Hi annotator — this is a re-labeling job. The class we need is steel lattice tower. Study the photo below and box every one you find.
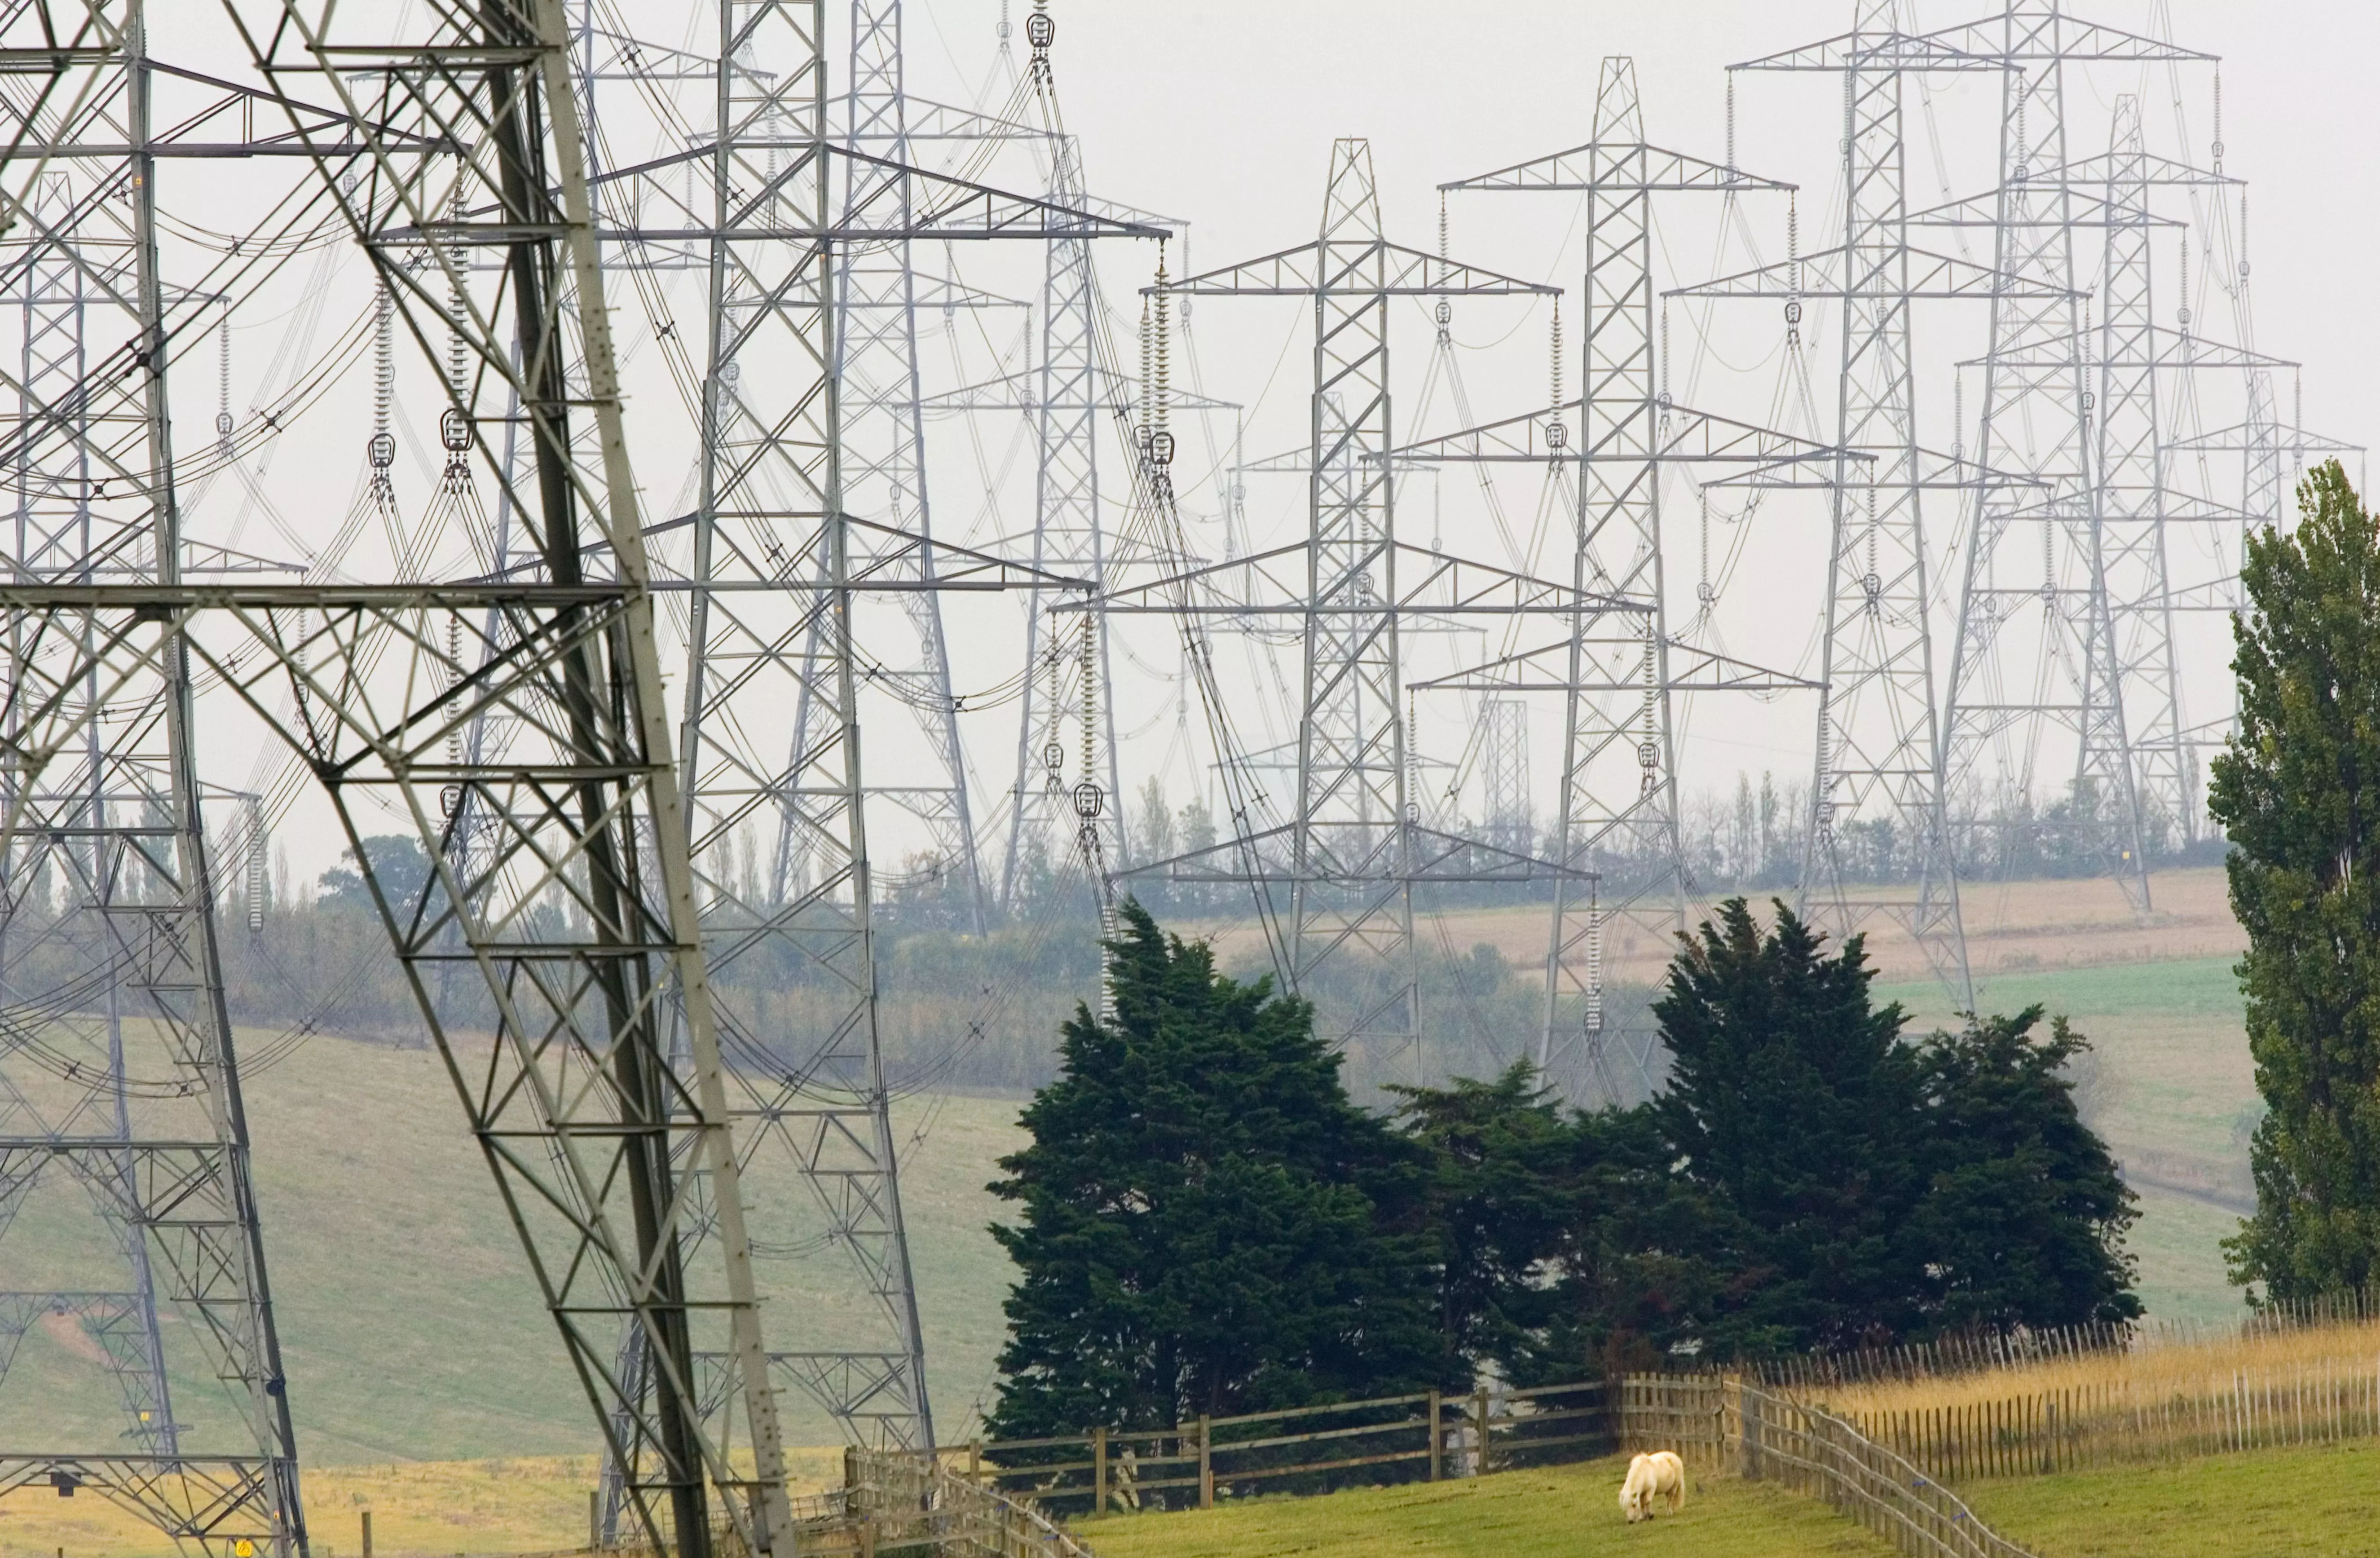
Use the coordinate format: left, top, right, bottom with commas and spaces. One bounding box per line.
1146, 140, 1562, 1058
2094, 95, 2192, 853
1437, 57, 1825, 1077
574, 0, 1158, 1460
1000, 3, 1130, 916
0, 12, 303, 1549
1934, 5, 2208, 918
1684, 3, 2037, 1005
821, 0, 988, 933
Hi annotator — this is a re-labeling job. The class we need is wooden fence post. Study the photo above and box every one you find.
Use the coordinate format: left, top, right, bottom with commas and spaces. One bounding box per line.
587, 1491, 599, 1552
1093, 1424, 1108, 1515
361, 1512, 373, 1558
1199, 1414, 1214, 1509
1741, 1385, 1763, 1481
1427, 1390, 1442, 1481
970, 1438, 983, 1487
1473, 1387, 1490, 1477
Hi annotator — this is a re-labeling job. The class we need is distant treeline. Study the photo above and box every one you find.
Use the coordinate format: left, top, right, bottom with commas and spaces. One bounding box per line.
193, 832, 1653, 1102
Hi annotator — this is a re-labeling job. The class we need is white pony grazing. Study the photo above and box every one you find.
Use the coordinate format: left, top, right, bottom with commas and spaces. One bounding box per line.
1619, 1450, 1687, 1523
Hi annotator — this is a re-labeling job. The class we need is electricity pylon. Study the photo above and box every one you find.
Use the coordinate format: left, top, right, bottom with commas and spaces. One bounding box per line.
1679, 2, 2036, 1006
575, 0, 1160, 1460
0, 12, 303, 1551
1435, 56, 1827, 1084
1931, 4, 2209, 918
1111, 138, 1600, 1064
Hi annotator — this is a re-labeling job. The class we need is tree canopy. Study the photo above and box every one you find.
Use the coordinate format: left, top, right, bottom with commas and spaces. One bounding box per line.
2212, 460, 2380, 1299
989, 898, 2140, 1433
984, 901, 1438, 1439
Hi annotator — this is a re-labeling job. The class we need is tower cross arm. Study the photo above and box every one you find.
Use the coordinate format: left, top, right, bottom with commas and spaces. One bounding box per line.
1910, 186, 2187, 230
1913, 10, 2215, 63
1389, 398, 1867, 469
1957, 326, 2297, 373
2167, 422, 2364, 458
587, 143, 1170, 241
2033, 150, 2240, 188
1667, 243, 2078, 301
1442, 141, 1794, 195
1151, 238, 1556, 298
1728, 31, 2002, 73
1701, 443, 2045, 491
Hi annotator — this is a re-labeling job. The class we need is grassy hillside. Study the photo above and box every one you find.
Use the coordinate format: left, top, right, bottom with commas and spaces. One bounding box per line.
0, 1452, 861, 1558
1086, 1458, 1892, 1558
2, 916, 2258, 1472
1878, 954, 2254, 1325
0, 1025, 1032, 1465
1962, 1439, 2380, 1557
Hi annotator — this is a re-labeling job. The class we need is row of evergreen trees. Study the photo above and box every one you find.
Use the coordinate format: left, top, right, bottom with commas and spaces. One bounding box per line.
985, 898, 2138, 1438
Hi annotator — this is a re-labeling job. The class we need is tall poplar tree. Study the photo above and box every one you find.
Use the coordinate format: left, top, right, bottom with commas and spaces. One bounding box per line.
2212, 461, 2380, 1299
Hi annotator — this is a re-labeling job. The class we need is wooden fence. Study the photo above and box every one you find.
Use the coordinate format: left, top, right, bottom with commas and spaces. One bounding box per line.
959, 1381, 1613, 1514
1732, 1387, 2034, 1558
1755, 1290, 2380, 1393
1843, 1357, 2380, 1480
837, 1448, 1095, 1558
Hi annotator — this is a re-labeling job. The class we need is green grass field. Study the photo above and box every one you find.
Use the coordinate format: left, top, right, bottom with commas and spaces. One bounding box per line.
1085, 1458, 1891, 1558
0, 1025, 1033, 1463
1962, 1439, 2380, 1557
2, 941, 2259, 1471
1878, 953, 2256, 1326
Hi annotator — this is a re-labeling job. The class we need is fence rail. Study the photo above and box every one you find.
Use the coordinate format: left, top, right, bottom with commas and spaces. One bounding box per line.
1731, 1388, 2035, 1558
843, 1448, 1095, 1558
959, 1381, 1614, 1513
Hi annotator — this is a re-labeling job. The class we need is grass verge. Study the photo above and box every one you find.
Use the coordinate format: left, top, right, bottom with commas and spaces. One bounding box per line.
0, 1451, 851, 1558
1082, 1456, 1892, 1558
1961, 1438, 2380, 1557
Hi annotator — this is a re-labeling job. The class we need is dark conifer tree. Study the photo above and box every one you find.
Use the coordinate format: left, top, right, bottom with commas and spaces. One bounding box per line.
986, 903, 1437, 1438
1651, 899, 1927, 1352
1909, 1009, 2140, 1329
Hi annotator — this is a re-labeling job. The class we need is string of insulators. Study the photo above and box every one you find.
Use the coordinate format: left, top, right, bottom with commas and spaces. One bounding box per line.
1639, 625, 1658, 796
1697, 488, 1713, 607
1153, 247, 1171, 440
1785, 193, 1803, 344
1406, 687, 1420, 825
1550, 295, 1562, 407
1148, 250, 1175, 473
447, 616, 465, 770
216, 308, 234, 456
1079, 610, 1097, 787
1726, 74, 1737, 176
244, 795, 266, 935
1583, 882, 1604, 1036
1864, 484, 1880, 600
369, 281, 395, 477
1137, 293, 1152, 448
